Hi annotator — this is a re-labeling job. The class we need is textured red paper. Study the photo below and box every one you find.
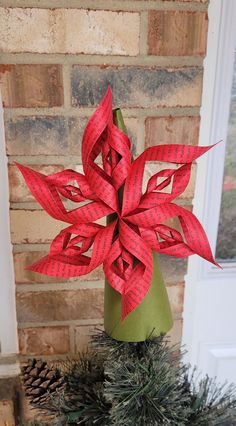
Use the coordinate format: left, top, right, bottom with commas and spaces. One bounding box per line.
16, 87, 219, 320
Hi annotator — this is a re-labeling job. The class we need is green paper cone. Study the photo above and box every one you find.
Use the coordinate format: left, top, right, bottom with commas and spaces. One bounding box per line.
104, 109, 173, 342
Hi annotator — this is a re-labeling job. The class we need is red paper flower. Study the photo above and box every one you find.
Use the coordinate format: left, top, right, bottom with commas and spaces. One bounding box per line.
16, 87, 219, 319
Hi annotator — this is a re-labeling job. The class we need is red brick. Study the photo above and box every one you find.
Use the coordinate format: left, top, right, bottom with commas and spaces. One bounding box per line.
143, 161, 196, 200
10, 210, 65, 244
148, 11, 208, 56
70, 117, 139, 157
145, 116, 200, 147
0, 400, 15, 426
166, 283, 184, 315
0, 64, 63, 107
5, 116, 72, 156
9, 164, 64, 203
159, 255, 187, 284
0, 8, 139, 56
14, 251, 104, 284
72, 66, 202, 108
5, 115, 138, 158
18, 326, 70, 355
16, 289, 104, 323
74, 323, 103, 353
174, 0, 208, 2
167, 319, 183, 345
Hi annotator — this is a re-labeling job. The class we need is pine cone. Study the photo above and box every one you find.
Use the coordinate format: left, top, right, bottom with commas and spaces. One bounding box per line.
21, 359, 64, 404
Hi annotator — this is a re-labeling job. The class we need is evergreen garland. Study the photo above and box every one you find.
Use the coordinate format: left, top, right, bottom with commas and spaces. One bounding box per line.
188, 374, 236, 425
20, 332, 236, 425
103, 336, 190, 425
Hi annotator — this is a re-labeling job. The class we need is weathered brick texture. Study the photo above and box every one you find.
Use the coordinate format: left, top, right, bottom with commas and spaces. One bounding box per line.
14, 251, 186, 286
16, 289, 104, 323
0, 8, 140, 56
9, 164, 65, 202
74, 324, 103, 353
13, 250, 185, 287
18, 326, 70, 355
0, 64, 63, 108
71, 66, 202, 108
144, 162, 196, 200
148, 11, 208, 56
176, 0, 208, 3
166, 283, 184, 315
160, 255, 187, 284
0, 400, 15, 426
14, 251, 104, 284
0, 0, 209, 359
145, 116, 200, 147
10, 210, 65, 244
5, 117, 71, 155
5, 116, 139, 158
167, 319, 183, 345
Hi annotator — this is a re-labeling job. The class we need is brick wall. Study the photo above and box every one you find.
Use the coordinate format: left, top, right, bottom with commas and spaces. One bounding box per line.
0, 0, 209, 361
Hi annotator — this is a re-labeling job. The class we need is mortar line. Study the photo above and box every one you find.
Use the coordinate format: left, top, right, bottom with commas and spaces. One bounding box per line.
18, 353, 89, 362
10, 197, 192, 211
139, 11, 149, 56
69, 324, 75, 355
4, 107, 201, 118
0, 1, 208, 12
0, 52, 204, 66
19, 354, 70, 362
18, 318, 104, 328
0, 354, 19, 365
62, 63, 72, 109
13, 243, 50, 252
16, 280, 105, 292
11, 202, 47, 209
17, 314, 180, 331
137, 115, 146, 155
8, 155, 82, 164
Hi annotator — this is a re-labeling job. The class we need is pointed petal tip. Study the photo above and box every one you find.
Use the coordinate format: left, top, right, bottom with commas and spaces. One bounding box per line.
14, 161, 23, 170
215, 260, 223, 269
106, 84, 112, 94
214, 139, 223, 147
25, 264, 35, 272
14, 161, 31, 175
209, 257, 222, 269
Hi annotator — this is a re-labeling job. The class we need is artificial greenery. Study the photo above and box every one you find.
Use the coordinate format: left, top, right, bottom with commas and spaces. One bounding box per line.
187, 373, 236, 425
103, 337, 190, 425
20, 332, 236, 425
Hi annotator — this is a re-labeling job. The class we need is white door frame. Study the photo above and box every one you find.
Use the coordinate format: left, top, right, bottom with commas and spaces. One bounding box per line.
182, 0, 236, 371
0, 92, 19, 376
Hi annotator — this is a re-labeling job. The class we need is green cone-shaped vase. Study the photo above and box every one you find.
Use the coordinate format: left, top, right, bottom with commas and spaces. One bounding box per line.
104, 109, 173, 342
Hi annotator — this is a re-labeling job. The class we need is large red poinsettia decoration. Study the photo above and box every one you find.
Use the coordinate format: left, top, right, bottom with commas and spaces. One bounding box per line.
16, 87, 219, 320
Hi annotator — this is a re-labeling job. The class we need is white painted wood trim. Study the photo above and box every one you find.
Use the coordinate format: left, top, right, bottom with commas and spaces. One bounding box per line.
182, 0, 236, 364
0, 92, 20, 376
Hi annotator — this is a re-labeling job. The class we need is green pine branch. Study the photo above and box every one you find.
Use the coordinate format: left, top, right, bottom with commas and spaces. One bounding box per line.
20, 332, 236, 426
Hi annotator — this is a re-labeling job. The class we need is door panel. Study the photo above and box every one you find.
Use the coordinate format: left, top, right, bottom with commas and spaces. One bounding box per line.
182, 0, 236, 385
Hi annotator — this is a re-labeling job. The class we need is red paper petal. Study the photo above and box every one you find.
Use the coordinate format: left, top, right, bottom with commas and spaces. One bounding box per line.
122, 144, 214, 216
15, 87, 220, 320
125, 202, 219, 267
27, 220, 117, 277
16, 163, 113, 224
82, 86, 131, 212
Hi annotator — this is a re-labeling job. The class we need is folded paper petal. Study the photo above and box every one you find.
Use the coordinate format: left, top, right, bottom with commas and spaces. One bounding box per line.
27, 220, 117, 277
82, 86, 131, 212
122, 144, 214, 216
16, 88, 220, 320
139, 163, 192, 208
16, 163, 113, 224
125, 203, 219, 267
